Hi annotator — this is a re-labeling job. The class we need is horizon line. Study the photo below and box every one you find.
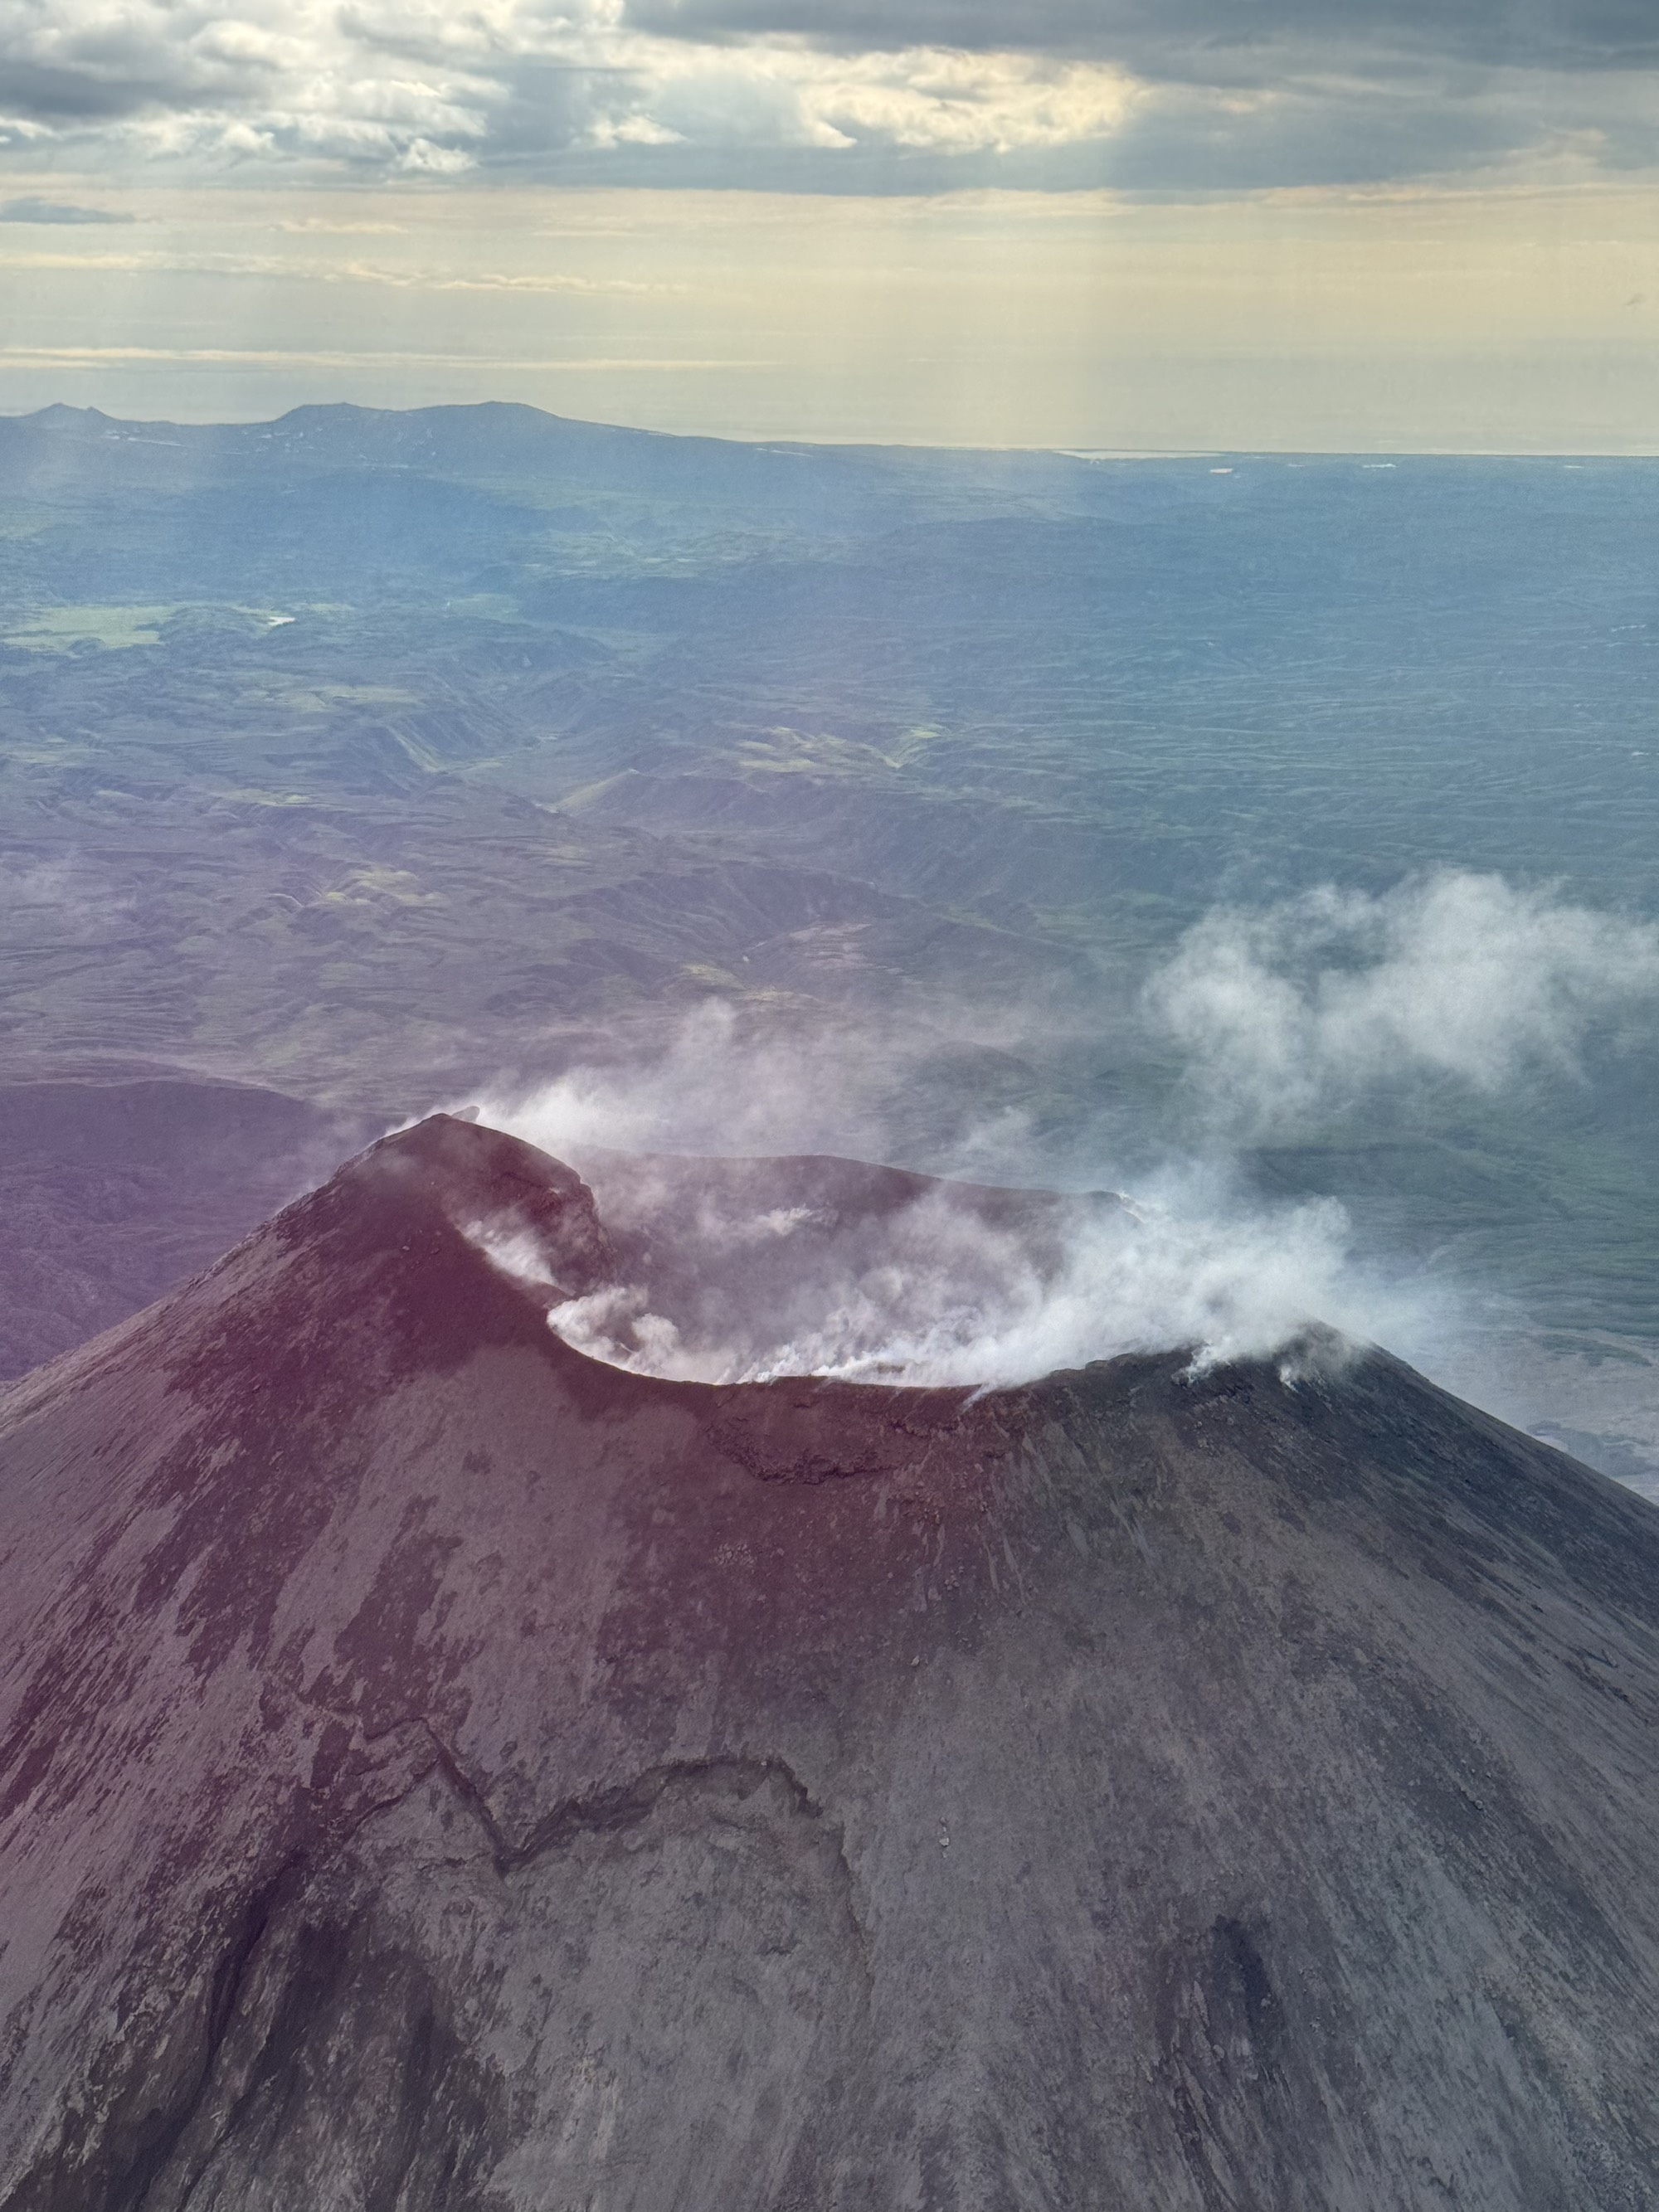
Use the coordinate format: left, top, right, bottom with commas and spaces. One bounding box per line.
3, 396, 1657, 462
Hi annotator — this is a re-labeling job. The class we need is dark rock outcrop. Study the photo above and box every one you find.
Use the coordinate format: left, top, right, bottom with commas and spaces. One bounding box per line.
0, 1117, 1655, 2210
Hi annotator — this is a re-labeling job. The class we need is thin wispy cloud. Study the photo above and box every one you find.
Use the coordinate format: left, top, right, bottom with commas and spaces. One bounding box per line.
0, 192, 134, 221
275, 215, 405, 233
1, 344, 768, 369
0, 246, 672, 291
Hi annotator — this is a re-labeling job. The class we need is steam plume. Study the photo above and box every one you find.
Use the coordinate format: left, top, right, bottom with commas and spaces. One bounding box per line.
460, 871, 1656, 1396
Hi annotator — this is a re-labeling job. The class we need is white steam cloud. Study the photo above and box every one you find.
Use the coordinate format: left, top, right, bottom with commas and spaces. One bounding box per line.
533, 1175, 1423, 1390
465, 1017, 1421, 1392
460, 872, 1656, 1394
1146, 870, 1659, 1135
478, 998, 900, 1163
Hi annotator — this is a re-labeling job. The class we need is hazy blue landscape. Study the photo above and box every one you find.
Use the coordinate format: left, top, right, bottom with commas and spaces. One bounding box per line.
3, 401, 1657, 1489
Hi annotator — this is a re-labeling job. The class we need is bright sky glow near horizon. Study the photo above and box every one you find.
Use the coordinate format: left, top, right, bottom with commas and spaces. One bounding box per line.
2, 1, 1658, 447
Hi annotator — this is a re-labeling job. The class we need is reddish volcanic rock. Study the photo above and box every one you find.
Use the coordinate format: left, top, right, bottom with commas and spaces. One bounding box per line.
0, 1117, 1655, 2210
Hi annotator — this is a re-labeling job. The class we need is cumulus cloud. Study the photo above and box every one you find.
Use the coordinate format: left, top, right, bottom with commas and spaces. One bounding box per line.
1146, 870, 1659, 1135
0, 0, 1140, 173
1, 0, 1655, 187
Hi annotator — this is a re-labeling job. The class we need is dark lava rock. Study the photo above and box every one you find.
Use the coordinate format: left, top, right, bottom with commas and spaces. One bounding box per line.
0, 1118, 1656, 2210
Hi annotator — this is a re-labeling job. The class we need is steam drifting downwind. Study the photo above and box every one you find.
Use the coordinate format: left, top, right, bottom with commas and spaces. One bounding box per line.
533, 1175, 1411, 1388
463, 872, 1659, 1391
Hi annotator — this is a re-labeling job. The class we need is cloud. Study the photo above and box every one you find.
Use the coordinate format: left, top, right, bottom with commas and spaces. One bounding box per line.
455, 995, 1439, 1386
1, 343, 764, 369
275, 215, 404, 232
525, 1172, 1401, 1387
441, 872, 1659, 1391
0, 191, 134, 219
0, 245, 667, 291
622, 1, 1659, 76
471, 997, 923, 1162
0, 853, 129, 936
1, 0, 1655, 189
0, 2, 1146, 175
1146, 871, 1659, 1136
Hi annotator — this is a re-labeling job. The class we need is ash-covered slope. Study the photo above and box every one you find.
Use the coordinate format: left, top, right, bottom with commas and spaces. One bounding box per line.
0, 1119, 1656, 2212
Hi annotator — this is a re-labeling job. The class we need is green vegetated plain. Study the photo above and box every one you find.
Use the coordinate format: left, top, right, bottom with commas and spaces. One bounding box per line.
2, 403, 1657, 1472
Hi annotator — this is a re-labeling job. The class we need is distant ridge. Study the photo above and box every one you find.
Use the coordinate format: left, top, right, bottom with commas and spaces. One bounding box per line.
8, 398, 1635, 462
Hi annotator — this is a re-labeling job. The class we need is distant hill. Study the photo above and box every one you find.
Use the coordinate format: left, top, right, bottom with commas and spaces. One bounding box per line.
1, 1116, 1654, 2208
0, 397, 1095, 525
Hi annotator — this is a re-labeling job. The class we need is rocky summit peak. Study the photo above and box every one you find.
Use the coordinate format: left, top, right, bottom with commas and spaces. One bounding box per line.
1, 1114, 629, 1433
324, 1112, 615, 1297
267, 1111, 616, 1320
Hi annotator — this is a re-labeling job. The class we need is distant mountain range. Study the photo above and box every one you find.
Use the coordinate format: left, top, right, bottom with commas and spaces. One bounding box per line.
1, 1116, 1655, 2208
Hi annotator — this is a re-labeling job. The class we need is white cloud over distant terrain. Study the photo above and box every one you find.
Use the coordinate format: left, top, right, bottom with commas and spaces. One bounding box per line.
2, 0, 1659, 189
1149, 872, 1659, 1135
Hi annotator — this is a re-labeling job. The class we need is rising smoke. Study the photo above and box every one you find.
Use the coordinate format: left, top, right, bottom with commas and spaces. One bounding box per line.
530, 1174, 1415, 1388
465, 872, 1659, 1391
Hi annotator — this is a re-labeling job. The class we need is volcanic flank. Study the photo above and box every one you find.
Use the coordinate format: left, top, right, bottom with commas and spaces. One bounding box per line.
0, 1117, 1656, 2210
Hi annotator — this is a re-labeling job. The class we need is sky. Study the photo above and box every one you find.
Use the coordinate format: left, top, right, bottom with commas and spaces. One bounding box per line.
1, 0, 1657, 446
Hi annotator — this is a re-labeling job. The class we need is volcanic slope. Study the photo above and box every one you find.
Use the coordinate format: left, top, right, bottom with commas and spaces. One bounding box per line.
0, 1118, 1656, 2211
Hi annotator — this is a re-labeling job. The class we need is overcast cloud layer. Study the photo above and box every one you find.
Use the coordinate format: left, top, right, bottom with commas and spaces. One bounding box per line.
2, 0, 1659, 190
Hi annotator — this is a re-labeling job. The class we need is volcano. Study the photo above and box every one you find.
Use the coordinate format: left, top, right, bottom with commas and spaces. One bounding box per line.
0, 1116, 1655, 2210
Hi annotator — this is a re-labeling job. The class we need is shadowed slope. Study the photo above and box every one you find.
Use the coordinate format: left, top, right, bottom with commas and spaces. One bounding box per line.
0, 1077, 385, 1381
0, 1118, 1656, 2210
